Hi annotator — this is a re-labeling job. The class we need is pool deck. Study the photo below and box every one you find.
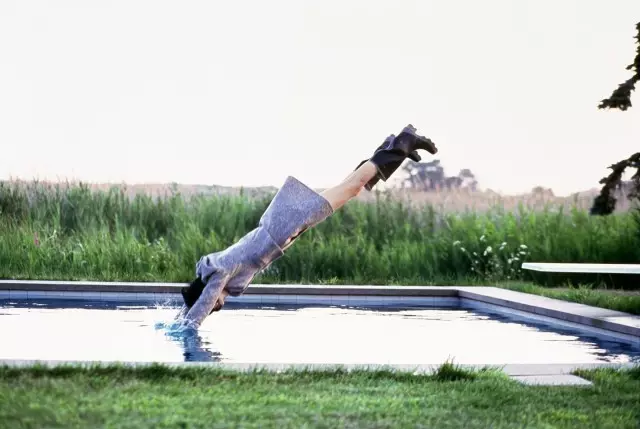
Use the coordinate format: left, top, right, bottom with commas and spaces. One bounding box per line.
1, 280, 639, 386
2, 280, 638, 340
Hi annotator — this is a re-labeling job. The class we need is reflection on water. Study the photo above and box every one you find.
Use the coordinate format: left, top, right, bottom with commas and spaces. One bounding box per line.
154, 320, 222, 362
0, 299, 639, 365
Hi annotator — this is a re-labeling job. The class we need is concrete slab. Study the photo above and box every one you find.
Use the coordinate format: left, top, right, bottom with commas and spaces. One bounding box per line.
511, 374, 593, 386
496, 363, 635, 376
0, 280, 460, 296
603, 316, 640, 330
462, 299, 640, 345
456, 287, 640, 339
0, 280, 184, 293
245, 284, 458, 297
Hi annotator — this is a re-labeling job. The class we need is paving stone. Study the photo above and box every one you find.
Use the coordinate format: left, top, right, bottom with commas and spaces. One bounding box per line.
511, 374, 593, 386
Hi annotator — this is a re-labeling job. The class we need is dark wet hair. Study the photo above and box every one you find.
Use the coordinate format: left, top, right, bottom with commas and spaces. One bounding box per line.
181, 277, 206, 308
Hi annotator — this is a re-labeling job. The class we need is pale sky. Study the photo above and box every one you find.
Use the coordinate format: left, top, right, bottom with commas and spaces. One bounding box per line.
0, 0, 638, 196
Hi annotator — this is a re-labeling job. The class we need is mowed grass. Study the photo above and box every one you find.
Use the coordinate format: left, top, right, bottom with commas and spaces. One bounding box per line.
0, 364, 639, 429
1, 181, 639, 288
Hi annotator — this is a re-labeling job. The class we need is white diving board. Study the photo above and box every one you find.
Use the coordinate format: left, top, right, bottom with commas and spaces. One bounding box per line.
522, 263, 640, 274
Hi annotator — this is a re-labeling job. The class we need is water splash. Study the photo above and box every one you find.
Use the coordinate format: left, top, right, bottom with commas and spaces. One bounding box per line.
152, 306, 222, 362
152, 297, 181, 311
154, 319, 197, 336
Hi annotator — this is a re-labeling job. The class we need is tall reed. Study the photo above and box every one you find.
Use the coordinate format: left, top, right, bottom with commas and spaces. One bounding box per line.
1, 181, 638, 286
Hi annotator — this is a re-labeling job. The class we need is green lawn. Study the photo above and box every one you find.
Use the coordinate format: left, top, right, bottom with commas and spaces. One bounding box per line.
1, 364, 639, 429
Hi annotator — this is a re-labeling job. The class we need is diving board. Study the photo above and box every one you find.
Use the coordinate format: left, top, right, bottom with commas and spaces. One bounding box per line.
522, 263, 640, 274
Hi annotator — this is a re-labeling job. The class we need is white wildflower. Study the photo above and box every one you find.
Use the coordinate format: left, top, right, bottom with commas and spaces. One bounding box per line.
520, 244, 528, 249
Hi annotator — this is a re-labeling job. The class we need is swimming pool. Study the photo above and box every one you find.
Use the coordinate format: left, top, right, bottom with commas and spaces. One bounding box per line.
1, 298, 639, 365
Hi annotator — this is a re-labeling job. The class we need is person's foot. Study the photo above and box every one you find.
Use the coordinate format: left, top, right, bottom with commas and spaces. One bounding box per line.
396, 124, 438, 156
353, 134, 396, 181
356, 124, 438, 190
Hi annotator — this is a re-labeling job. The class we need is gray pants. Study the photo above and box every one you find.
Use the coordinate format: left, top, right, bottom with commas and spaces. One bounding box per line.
181, 176, 334, 327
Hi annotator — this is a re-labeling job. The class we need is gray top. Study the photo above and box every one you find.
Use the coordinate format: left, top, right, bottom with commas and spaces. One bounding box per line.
182, 176, 334, 327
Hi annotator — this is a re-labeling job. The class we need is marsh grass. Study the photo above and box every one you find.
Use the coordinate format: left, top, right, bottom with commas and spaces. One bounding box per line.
1, 181, 638, 287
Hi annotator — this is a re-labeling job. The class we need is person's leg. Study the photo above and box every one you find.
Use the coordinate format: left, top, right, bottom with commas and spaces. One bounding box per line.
320, 125, 437, 211
354, 125, 438, 190
320, 161, 378, 212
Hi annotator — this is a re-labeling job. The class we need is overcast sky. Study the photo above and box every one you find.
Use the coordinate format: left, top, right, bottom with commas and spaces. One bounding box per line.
0, 0, 638, 195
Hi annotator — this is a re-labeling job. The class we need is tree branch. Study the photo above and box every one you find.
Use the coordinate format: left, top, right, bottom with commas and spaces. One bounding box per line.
598, 22, 640, 111
591, 21, 640, 215
590, 152, 640, 215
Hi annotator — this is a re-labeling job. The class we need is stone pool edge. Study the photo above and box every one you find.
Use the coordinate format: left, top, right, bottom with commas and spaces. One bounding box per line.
0, 280, 638, 341
2, 280, 640, 386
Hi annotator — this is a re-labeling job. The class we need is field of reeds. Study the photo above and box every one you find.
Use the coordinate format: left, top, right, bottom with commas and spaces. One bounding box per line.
0, 180, 638, 287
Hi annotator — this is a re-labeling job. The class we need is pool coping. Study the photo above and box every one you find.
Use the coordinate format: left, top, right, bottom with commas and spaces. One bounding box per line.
1, 280, 639, 340
2, 281, 640, 385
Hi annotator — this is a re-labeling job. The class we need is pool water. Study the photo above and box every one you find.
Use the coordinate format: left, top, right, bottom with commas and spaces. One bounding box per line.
1, 299, 639, 364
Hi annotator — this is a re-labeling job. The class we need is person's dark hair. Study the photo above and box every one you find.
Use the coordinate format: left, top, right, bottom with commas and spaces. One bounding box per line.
181, 277, 206, 308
